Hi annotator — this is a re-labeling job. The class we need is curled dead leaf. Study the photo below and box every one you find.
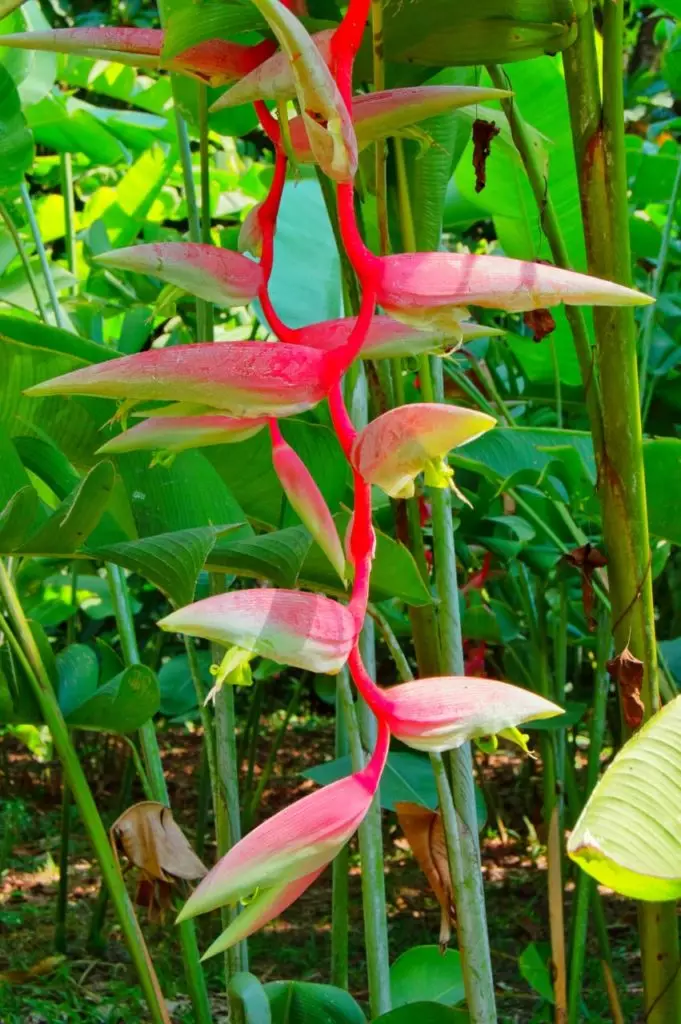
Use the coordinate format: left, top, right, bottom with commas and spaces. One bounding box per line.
111, 801, 207, 921
472, 118, 500, 193
607, 646, 645, 728
523, 307, 556, 342
564, 544, 607, 631
395, 802, 454, 952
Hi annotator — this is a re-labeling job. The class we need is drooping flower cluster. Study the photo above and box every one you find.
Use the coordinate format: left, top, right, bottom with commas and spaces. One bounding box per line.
17, 0, 653, 957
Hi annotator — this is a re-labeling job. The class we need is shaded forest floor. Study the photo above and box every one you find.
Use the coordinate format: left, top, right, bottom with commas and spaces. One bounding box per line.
1, 719, 647, 1023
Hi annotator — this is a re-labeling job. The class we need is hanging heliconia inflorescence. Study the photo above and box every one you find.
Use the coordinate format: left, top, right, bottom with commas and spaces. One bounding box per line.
19, 0, 653, 958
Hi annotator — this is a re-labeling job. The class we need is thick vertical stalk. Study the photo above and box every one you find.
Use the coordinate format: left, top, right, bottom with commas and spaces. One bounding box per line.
60, 153, 77, 283
563, 8, 681, 1020
106, 565, 211, 1024
0, 565, 169, 1024
331, 677, 350, 989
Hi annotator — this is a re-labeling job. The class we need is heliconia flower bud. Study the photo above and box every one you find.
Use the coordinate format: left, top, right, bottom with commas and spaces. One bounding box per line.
351, 403, 496, 500
25, 342, 334, 419
94, 244, 263, 308
211, 29, 335, 111
0, 28, 276, 84
373, 253, 653, 332
238, 203, 264, 258
287, 85, 512, 163
296, 314, 503, 360
270, 427, 346, 583
350, 660, 562, 753
97, 414, 269, 456
176, 719, 390, 957
158, 588, 358, 674
246, 0, 357, 182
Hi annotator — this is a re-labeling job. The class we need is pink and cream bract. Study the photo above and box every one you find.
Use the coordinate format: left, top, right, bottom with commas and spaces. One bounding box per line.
177, 720, 390, 957
158, 588, 358, 675
351, 403, 496, 499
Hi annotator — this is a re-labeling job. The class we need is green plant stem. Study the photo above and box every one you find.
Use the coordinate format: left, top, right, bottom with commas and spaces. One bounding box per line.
485, 63, 604, 454
210, 575, 247, 978
567, 610, 610, 1024
331, 673, 351, 990
369, 602, 413, 682
54, 781, 71, 953
184, 635, 225, 850
174, 108, 211, 339
87, 751, 136, 953
0, 199, 47, 318
197, 85, 214, 342
426, 358, 497, 1022
195, 744, 210, 860
371, 0, 389, 256
106, 564, 211, 1024
19, 182, 66, 329
563, 7, 681, 1018
338, 654, 391, 1017
60, 153, 77, 283
0, 566, 169, 1024
640, 156, 681, 422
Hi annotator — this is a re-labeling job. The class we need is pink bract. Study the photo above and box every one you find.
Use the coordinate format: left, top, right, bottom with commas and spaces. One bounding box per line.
374, 252, 653, 331
95, 243, 263, 308
158, 588, 358, 674
26, 342, 333, 418
98, 415, 269, 455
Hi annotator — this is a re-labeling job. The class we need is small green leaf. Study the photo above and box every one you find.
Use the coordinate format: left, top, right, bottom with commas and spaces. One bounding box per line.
0, 486, 40, 551
93, 525, 241, 609
229, 972, 272, 1024
18, 461, 115, 555
374, 1004, 469, 1024
208, 525, 313, 589
264, 981, 366, 1024
56, 644, 99, 719
390, 946, 464, 1008
65, 663, 160, 733
568, 695, 681, 901
518, 942, 554, 1003
158, 652, 210, 718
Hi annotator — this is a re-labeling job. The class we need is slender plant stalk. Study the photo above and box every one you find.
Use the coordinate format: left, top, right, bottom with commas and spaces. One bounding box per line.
19, 182, 66, 330
331, 672, 351, 989
0, 565, 170, 1024
106, 564, 212, 1024
567, 610, 610, 1023
54, 781, 71, 953
371, 0, 389, 256
338, 652, 391, 1017
195, 744, 211, 859
563, 7, 681, 1019
60, 153, 77, 284
87, 752, 136, 953
640, 156, 681, 421
0, 198, 47, 318
534, 581, 567, 1023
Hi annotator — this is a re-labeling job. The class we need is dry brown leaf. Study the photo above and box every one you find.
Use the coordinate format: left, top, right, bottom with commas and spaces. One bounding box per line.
111, 801, 207, 922
564, 544, 608, 631
472, 118, 500, 193
0, 955, 66, 985
607, 646, 645, 728
395, 801, 455, 952
523, 307, 556, 342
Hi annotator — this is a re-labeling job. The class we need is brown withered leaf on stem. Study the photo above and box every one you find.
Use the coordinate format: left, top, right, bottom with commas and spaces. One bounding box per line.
395, 801, 455, 952
111, 801, 207, 921
472, 119, 500, 193
564, 544, 607, 631
523, 307, 556, 342
607, 647, 645, 728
